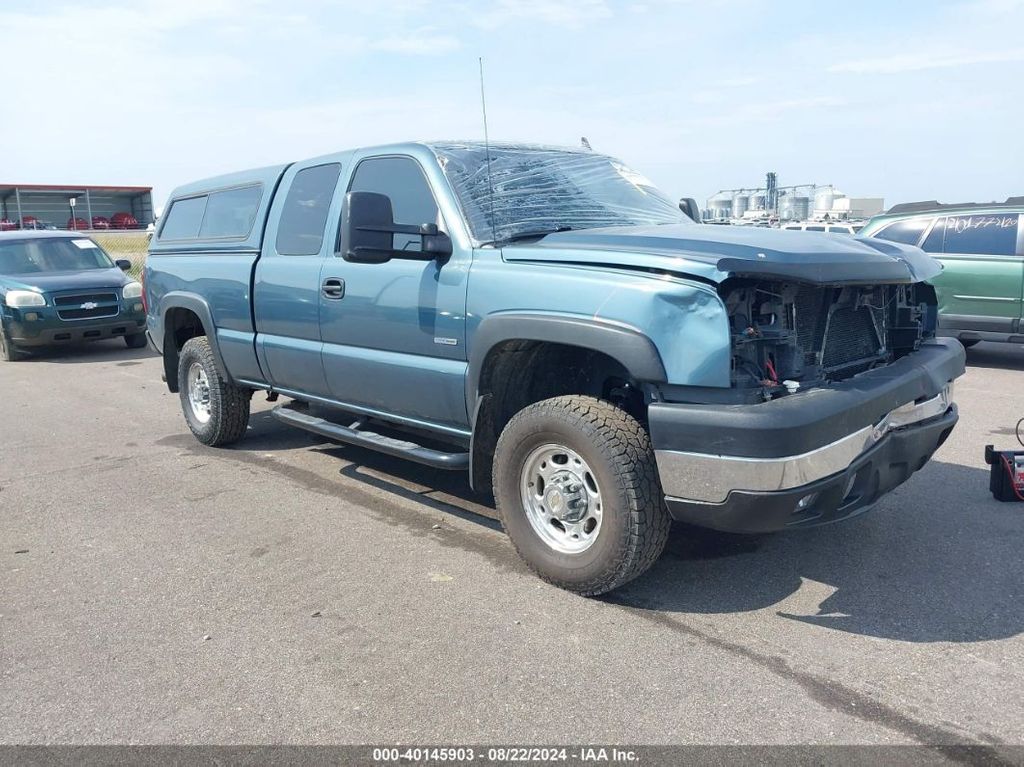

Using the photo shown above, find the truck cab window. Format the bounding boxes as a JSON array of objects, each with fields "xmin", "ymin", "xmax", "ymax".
[
  {"xmin": 276, "ymin": 163, "xmax": 342, "ymax": 256},
  {"xmin": 160, "ymin": 196, "xmax": 207, "ymax": 240},
  {"xmin": 348, "ymin": 157, "xmax": 441, "ymax": 252},
  {"xmin": 200, "ymin": 185, "xmax": 263, "ymax": 239}
]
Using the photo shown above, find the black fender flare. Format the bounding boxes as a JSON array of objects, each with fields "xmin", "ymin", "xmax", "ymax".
[
  {"xmin": 466, "ymin": 312, "xmax": 667, "ymax": 418},
  {"xmin": 464, "ymin": 312, "xmax": 667, "ymax": 493},
  {"xmin": 157, "ymin": 292, "xmax": 231, "ymax": 389}
]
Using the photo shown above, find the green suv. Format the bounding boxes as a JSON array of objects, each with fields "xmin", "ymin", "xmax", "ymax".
[
  {"xmin": 0, "ymin": 231, "xmax": 147, "ymax": 360},
  {"xmin": 861, "ymin": 199, "xmax": 1023, "ymax": 347}
]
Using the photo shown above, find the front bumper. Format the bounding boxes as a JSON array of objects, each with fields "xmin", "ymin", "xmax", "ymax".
[
  {"xmin": 6, "ymin": 310, "xmax": 146, "ymax": 347},
  {"xmin": 649, "ymin": 338, "xmax": 965, "ymax": 533}
]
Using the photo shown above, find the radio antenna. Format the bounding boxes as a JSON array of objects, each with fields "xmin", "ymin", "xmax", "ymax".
[{"xmin": 478, "ymin": 56, "xmax": 498, "ymax": 244}]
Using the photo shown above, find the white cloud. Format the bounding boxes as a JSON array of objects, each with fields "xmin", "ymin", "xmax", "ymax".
[
  {"xmin": 700, "ymin": 96, "xmax": 847, "ymax": 124},
  {"xmin": 972, "ymin": 0, "xmax": 1024, "ymax": 10},
  {"xmin": 370, "ymin": 28, "xmax": 461, "ymax": 55},
  {"xmin": 718, "ymin": 76, "xmax": 762, "ymax": 88},
  {"xmin": 472, "ymin": 0, "xmax": 613, "ymax": 29},
  {"xmin": 830, "ymin": 48, "xmax": 1024, "ymax": 74}
]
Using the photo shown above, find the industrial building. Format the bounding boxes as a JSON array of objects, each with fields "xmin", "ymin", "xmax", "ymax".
[
  {"xmin": 0, "ymin": 183, "xmax": 155, "ymax": 231},
  {"xmin": 705, "ymin": 173, "xmax": 884, "ymax": 224}
]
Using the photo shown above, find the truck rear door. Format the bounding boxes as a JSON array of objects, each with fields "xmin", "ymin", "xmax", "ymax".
[{"xmin": 253, "ymin": 161, "xmax": 343, "ymax": 396}]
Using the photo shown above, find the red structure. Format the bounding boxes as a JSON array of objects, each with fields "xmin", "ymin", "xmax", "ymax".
[
  {"xmin": 110, "ymin": 212, "xmax": 139, "ymax": 229},
  {"xmin": 0, "ymin": 184, "xmax": 154, "ymax": 230}
]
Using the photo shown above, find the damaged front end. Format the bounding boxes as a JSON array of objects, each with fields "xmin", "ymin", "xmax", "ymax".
[
  {"xmin": 649, "ymin": 277, "xmax": 962, "ymax": 532},
  {"xmin": 721, "ymin": 279, "xmax": 939, "ymax": 399}
]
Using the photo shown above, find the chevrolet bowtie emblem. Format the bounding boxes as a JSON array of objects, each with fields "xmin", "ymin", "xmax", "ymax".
[{"xmin": 81, "ymin": 301, "xmax": 98, "ymax": 310}]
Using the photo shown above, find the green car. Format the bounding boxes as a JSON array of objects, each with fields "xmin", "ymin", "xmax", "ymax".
[
  {"xmin": 861, "ymin": 199, "xmax": 1023, "ymax": 347},
  {"xmin": 0, "ymin": 231, "xmax": 147, "ymax": 361}
]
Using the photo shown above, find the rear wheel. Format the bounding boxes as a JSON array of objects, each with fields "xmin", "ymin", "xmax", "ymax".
[
  {"xmin": 493, "ymin": 395, "xmax": 669, "ymax": 596},
  {"xmin": 125, "ymin": 332, "xmax": 148, "ymax": 349},
  {"xmin": 0, "ymin": 324, "xmax": 25, "ymax": 361},
  {"xmin": 177, "ymin": 336, "xmax": 251, "ymax": 446}
]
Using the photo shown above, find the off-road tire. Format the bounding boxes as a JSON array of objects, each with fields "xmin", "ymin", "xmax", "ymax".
[
  {"xmin": 0, "ymin": 324, "xmax": 25, "ymax": 361},
  {"xmin": 125, "ymin": 333, "xmax": 148, "ymax": 349},
  {"xmin": 493, "ymin": 395, "xmax": 670, "ymax": 596},
  {"xmin": 177, "ymin": 336, "xmax": 251, "ymax": 446}
]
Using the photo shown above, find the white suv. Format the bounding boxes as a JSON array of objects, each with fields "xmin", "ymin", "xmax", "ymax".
[{"xmin": 782, "ymin": 222, "xmax": 862, "ymax": 235}]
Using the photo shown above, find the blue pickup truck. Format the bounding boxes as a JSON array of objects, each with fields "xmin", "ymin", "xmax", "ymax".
[{"xmin": 144, "ymin": 141, "xmax": 965, "ymax": 595}]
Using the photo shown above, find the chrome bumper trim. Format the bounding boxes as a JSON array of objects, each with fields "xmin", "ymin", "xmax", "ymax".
[{"xmin": 655, "ymin": 385, "xmax": 953, "ymax": 504}]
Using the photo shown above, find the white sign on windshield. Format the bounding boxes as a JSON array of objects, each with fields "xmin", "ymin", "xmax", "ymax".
[{"xmin": 72, "ymin": 239, "xmax": 97, "ymax": 249}]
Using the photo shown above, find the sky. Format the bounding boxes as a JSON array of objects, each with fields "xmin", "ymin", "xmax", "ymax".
[{"xmin": 2, "ymin": 0, "xmax": 1022, "ymax": 212}]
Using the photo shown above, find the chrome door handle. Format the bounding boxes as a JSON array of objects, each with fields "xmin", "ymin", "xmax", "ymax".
[{"xmin": 321, "ymin": 278, "xmax": 345, "ymax": 299}]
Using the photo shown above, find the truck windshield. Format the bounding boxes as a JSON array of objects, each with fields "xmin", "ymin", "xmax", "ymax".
[
  {"xmin": 430, "ymin": 143, "xmax": 688, "ymax": 244},
  {"xmin": 0, "ymin": 238, "xmax": 115, "ymax": 274}
]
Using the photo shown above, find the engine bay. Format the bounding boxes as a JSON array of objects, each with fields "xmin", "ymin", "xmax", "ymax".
[{"xmin": 721, "ymin": 279, "xmax": 938, "ymax": 398}]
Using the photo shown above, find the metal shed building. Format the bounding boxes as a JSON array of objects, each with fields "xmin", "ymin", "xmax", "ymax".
[{"xmin": 0, "ymin": 184, "xmax": 154, "ymax": 231}]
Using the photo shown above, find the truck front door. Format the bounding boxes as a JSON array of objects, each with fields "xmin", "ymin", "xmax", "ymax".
[{"xmin": 318, "ymin": 153, "xmax": 471, "ymax": 434}]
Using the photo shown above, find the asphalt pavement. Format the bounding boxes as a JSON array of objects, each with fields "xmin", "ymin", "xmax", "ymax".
[{"xmin": 1, "ymin": 340, "xmax": 1022, "ymax": 749}]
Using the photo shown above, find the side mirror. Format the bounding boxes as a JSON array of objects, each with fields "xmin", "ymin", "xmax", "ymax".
[
  {"xmin": 115, "ymin": 259, "xmax": 132, "ymax": 271},
  {"xmin": 340, "ymin": 191, "xmax": 453, "ymax": 263},
  {"xmin": 678, "ymin": 198, "xmax": 701, "ymax": 223},
  {"xmin": 340, "ymin": 191, "xmax": 397, "ymax": 264}
]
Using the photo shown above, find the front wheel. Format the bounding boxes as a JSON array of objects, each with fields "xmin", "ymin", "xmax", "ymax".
[
  {"xmin": 177, "ymin": 336, "xmax": 251, "ymax": 446},
  {"xmin": 493, "ymin": 395, "xmax": 670, "ymax": 596},
  {"xmin": 125, "ymin": 333, "xmax": 148, "ymax": 349}
]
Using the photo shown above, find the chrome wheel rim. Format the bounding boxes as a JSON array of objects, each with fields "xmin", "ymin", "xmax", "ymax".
[
  {"xmin": 186, "ymin": 362, "xmax": 212, "ymax": 424},
  {"xmin": 519, "ymin": 443, "xmax": 603, "ymax": 555}
]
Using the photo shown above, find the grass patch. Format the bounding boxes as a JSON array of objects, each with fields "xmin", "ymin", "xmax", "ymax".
[{"xmin": 91, "ymin": 232, "xmax": 150, "ymax": 279}]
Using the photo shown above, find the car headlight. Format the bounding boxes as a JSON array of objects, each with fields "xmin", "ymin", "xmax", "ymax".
[
  {"xmin": 122, "ymin": 281, "xmax": 142, "ymax": 300},
  {"xmin": 4, "ymin": 290, "xmax": 46, "ymax": 308}
]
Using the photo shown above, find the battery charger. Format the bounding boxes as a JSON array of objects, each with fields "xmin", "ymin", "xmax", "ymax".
[{"xmin": 984, "ymin": 445, "xmax": 1024, "ymax": 502}]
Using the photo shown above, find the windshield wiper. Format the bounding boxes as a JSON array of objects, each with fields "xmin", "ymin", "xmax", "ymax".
[{"xmin": 499, "ymin": 226, "xmax": 574, "ymax": 244}]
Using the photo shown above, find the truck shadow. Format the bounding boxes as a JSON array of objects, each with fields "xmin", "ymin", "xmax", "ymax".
[
  {"xmin": 226, "ymin": 414, "xmax": 1024, "ymax": 645},
  {"xmin": 309, "ymin": 438, "xmax": 1022, "ymax": 644},
  {"xmin": 239, "ymin": 412, "xmax": 501, "ymax": 517},
  {"xmin": 612, "ymin": 460, "xmax": 1024, "ymax": 643}
]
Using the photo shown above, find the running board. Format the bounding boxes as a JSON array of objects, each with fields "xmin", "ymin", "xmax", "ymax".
[{"xmin": 271, "ymin": 404, "xmax": 469, "ymax": 471}]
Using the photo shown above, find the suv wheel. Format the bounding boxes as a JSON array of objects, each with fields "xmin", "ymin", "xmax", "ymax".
[
  {"xmin": 177, "ymin": 336, "xmax": 251, "ymax": 446},
  {"xmin": 125, "ymin": 333, "xmax": 148, "ymax": 349},
  {"xmin": 493, "ymin": 395, "xmax": 669, "ymax": 596},
  {"xmin": 0, "ymin": 324, "xmax": 25, "ymax": 362}
]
